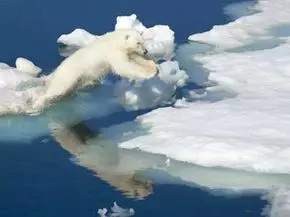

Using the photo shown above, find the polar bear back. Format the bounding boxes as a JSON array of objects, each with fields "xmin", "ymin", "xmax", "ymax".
[
  {"xmin": 51, "ymin": 29, "xmax": 141, "ymax": 83},
  {"xmin": 51, "ymin": 41, "xmax": 112, "ymax": 84}
]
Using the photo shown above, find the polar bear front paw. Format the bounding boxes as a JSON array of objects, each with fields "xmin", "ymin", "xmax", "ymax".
[{"xmin": 145, "ymin": 60, "xmax": 160, "ymax": 78}]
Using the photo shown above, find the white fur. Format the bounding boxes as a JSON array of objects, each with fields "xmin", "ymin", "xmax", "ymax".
[{"xmin": 32, "ymin": 29, "xmax": 159, "ymax": 112}]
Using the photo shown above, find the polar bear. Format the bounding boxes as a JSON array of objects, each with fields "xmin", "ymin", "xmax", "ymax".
[{"xmin": 32, "ymin": 29, "xmax": 159, "ymax": 112}]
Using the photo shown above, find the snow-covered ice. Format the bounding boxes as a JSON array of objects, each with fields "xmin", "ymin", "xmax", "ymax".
[
  {"xmin": 0, "ymin": 58, "xmax": 44, "ymax": 90},
  {"xmin": 116, "ymin": 14, "xmax": 175, "ymax": 61},
  {"xmin": 110, "ymin": 0, "xmax": 290, "ymax": 175},
  {"xmin": 57, "ymin": 29, "xmax": 97, "ymax": 57},
  {"xmin": 57, "ymin": 28, "xmax": 96, "ymax": 48},
  {"xmin": 0, "ymin": 59, "xmax": 47, "ymax": 116},
  {"xmin": 72, "ymin": 124, "xmax": 290, "ymax": 191},
  {"xmin": 15, "ymin": 57, "xmax": 42, "ymax": 77},
  {"xmin": 188, "ymin": 0, "xmax": 290, "ymax": 49}
]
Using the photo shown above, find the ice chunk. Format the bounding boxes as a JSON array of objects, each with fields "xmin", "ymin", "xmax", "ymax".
[
  {"xmin": 0, "ymin": 60, "xmax": 44, "ymax": 90},
  {"xmin": 115, "ymin": 14, "xmax": 146, "ymax": 33},
  {"xmin": 262, "ymin": 188, "xmax": 290, "ymax": 217},
  {"xmin": 59, "ymin": 14, "xmax": 175, "ymax": 61},
  {"xmin": 223, "ymin": 1, "xmax": 260, "ymax": 20},
  {"xmin": 98, "ymin": 208, "xmax": 108, "ymax": 217},
  {"xmin": 57, "ymin": 28, "xmax": 96, "ymax": 48},
  {"xmin": 116, "ymin": 61, "xmax": 188, "ymax": 111},
  {"xmin": 175, "ymin": 42, "xmax": 212, "ymax": 85},
  {"xmin": 141, "ymin": 25, "xmax": 175, "ymax": 61},
  {"xmin": 76, "ymin": 125, "xmax": 290, "ymax": 192},
  {"xmin": 157, "ymin": 61, "xmax": 188, "ymax": 87},
  {"xmin": 15, "ymin": 57, "xmax": 42, "ymax": 76},
  {"xmin": 117, "ymin": 42, "xmax": 290, "ymax": 174},
  {"xmin": 97, "ymin": 202, "xmax": 134, "ymax": 217},
  {"xmin": 0, "ymin": 63, "xmax": 11, "ymax": 69},
  {"xmin": 188, "ymin": 0, "xmax": 290, "ymax": 49},
  {"xmin": 111, "ymin": 202, "xmax": 135, "ymax": 217},
  {"xmin": 116, "ymin": 14, "xmax": 175, "ymax": 61},
  {"xmin": 57, "ymin": 29, "xmax": 97, "ymax": 57}
]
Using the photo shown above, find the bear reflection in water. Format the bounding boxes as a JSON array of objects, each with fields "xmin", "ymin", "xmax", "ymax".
[{"xmin": 50, "ymin": 120, "xmax": 153, "ymax": 200}]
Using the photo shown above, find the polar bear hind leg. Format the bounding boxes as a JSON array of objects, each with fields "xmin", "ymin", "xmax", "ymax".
[{"xmin": 31, "ymin": 75, "xmax": 80, "ymax": 112}]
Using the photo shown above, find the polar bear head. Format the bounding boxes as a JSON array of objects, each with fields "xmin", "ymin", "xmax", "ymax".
[
  {"xmin": 116, "ymin": 29, "xmax": 148, "ymax": 56},
  {"xmin": 101, "ymin": 29, "xmax": 159, "ymax": 80}
]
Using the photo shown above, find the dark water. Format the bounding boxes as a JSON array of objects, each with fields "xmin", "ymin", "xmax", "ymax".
[{"xmin": 0, "ymin": 0, "xmax": 267, "ymax": 216}]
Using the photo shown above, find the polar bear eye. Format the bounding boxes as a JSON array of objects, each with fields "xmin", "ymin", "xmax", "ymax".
[{"xmin": 125, "ymin": 35, "xmax": 130, "ymax": 40}]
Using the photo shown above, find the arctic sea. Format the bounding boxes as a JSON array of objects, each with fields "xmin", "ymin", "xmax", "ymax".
[{"xmin": 0, "ymin": 0, "xmax": 268, "ymax": 217}]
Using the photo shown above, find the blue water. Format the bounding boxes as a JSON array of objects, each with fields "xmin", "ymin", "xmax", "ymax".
[{"xmin": 0, "ymin": 0, "xmax": 267, "ymax": 216}]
